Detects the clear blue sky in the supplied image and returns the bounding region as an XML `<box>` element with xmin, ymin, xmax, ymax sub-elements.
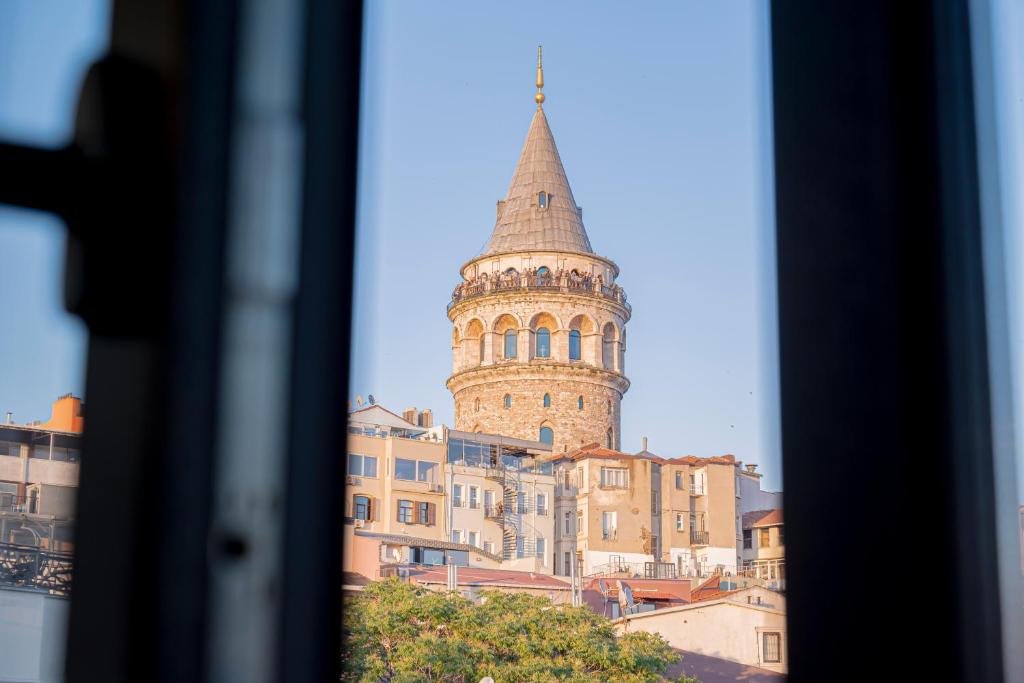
<box><xmin>5</xmin><ymin>1</ymin><xmax>1024</xmax><ymax>499</ymax></box>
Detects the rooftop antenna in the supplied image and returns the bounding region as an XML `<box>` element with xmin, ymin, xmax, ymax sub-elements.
<box><xmin>535</xmin><ymin>45</ymin><xmax>545</xmax><ymax>110</ymax></box>
<box><xmin>355</xmin><ymin>395</ymin><xmax>363</xmax><ymax>407</ymax></box>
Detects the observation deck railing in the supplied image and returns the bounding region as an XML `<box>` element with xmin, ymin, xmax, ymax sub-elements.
<box><xmin>449</xmin><ymin>274</ymin><xmax>630</xmax><ymax>313</ymax></box>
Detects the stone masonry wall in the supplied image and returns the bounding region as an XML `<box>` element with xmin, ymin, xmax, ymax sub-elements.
<box><xmin>454</xmin><ymin>377</ymin><xmax>621</xmax><ymax>454</ymax></box>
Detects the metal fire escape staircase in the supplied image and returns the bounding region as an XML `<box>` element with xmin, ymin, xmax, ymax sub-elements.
<box><xmin>486</xmin><ymin>466</ymin><xmax>535</xmax><ymax>560</ymax></box>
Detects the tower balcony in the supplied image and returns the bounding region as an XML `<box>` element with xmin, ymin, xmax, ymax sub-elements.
<box><xmin>448</xmin><ymin>272</ymin><xmax>630</xmax><ymax>315</ymax></box>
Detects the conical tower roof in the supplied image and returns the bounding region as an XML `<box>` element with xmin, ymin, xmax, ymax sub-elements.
<box><xmin>483</xmin><ymin>52</ymin><xmax>593</xmax><ymax>256</ymax></box>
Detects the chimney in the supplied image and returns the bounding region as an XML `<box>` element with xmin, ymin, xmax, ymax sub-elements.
<box><xmin>419</xmin><ymin>409</ymin><xmax>433</xmax><ymax>428</ymax></box>
<box><xmin>402</xmin><ymin>408</ymin><xmax>417</xmax><ymax>424</ymax></box>
<box><xmin>745</xmin><ymin>464</ymin><xmax>758</xmax><ymax>474</ymax></box>
<box><xmin>4</xmin><ymin>412</ymin><xmax>11</xmax><ymax>425</ymax></box>
<box><xmin>642</xmin><ymin>436</ymin><xmax>648</xmax><ymax>452</ymax></box>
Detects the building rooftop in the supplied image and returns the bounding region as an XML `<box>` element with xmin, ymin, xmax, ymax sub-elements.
<box><xmin>481</xmin><ymin>52</ymin><xmax>594</xmax><ymax>257</ymax></box>
<box><xmin>742</xmin><ymin>509</ymin><xmax>784</xmax><ymax>529</ymax></box>
<box><xmin>548</xmin><ymin>442</ymin><xmax>738</xmax><ymax>467</ymax></box>
<box><xmin>408</xmin><ymin>565</ymin><xmax>571</xmax><ymax>591</ymax></box>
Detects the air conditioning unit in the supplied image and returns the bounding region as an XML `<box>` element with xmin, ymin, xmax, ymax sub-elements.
<box><xmin>354</xmin><ymin>519</ymin><xmax>366</xmax><ymax>528</ymax></box>
<box><xmin>346</xmin><ymin>475</ymin><xmax>361</xmax><ymax>486</ymax></box>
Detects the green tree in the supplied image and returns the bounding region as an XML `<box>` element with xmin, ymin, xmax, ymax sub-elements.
<box><xmin>342</xmin><ymin>578</ymin><xmax>697</xmax><ymax>683</ymax></box>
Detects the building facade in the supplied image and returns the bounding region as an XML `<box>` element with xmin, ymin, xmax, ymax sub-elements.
<box><xmin>551</xmin><ymin>444</ymin><xmax>741</xmax><ymax>578</ymax></box>
<box><xmin>446</xmin><ymin>49</ymin><xmax>630</xmax><ymax>455</ymax></box>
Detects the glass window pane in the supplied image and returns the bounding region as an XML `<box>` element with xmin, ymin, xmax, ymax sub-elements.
<box><xmin>394</xmin><ymin>458</ymin><xmax>416</xmax><ymax>480</ymax></box>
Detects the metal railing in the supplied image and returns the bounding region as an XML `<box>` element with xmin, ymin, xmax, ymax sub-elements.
<box><xmin>0</xmin><ymin>542</ymin><xmax>73</xmax><ymax>595</ymax></box>
<box><xmin>689</xmin><ymin>484</ymin><xmax>706</xmax><ymax>495</ymax></box>
<box><xmin>690</xmin><ymin>530</ymin><xmax>710</xmax><ymax>546</ymax></box>
<box><xmin>449</xmin><ymin>276</ymin><xmax>630</xmax><ymax>313</ymax></box>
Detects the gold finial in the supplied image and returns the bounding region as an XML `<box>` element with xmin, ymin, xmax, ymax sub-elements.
<box><xmin>535</xmin><ymin>45</ymin><xmax>545</xmax><ymax>109</ymax></box>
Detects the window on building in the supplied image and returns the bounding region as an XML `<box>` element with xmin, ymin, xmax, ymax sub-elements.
<box><xmin>576</xmin><ymin>509</ymin><xmax>583</xmax><ymax>535</ymax></box>
<box><xmin>564</xmin><ymin>511</ymin><xmax>572</xmax><ymax>534</ymax></box>
<box><xmin>543</xmin><ymin>393</ymin><xmax>551</xmax><ymax>407</ymax></box>
<box><xmin>394</xmin><ymin>458</ymin><xmax>416</xmax><ymax>480</ymax></box>
<box><xmin>484</xmin><ymin>489</ymin><xmax>494</xmax><ymax>510</ymax></box>
<box><xmin>675</xmin><ymin>471</ymin><xmax>683</xmax><ymax>489</ymax></box>
<box><xmin>760</xmin><ymin>528</ymin><xmax>770</xmax><ymax>547</ymax></box>
<box><xmin>504</xmin><ymin>329</ymin><xmax>517</xmax><ymax>358</ymax></box>
<box><xmin>468</xmin><ymin>531</ymin><xmax>478</xmax><ymax>547</ymax></box>
<box><xmin>474</xmin><ymin>397</ymin><xmax>480</xmax><ymax>412</ymax></box>
<box><xmin>479</xmin><ymin>336</ymin><xmax>485</xmax><ymax>364</ymax></box>
<box><xmin>602</xmin><ymin>511</ymin><xmax>617</xmax><ymax>540</ymax></box>
<box><xmin>606</xmin><ymin>428</ymin><xmax>613</xmax><ymax>449</ymax></box>
<box><xmin>539</xmin><ymin>426</ymin><xmax>553</xmax><ymax>445</ymax></box>
<box><xmin>652</xmin><ymin>490</ymin><xmax>660</xmax><ymax>510</ymax></box>
<box><xmin>354</xmin><ymin>495</ymin><xmax>372</xmax><ymax>521</ymax></box>
<box><xmin>504</xmin><ymin>394</ymin><xmax>512</xmax><ymax>409</ymax></box>
<box><xmin>676</xmin><ymin>512</ymin><xmax>684</xmax><ymax>531</ymax></box>
<box><xmin>606</xmin><ymin>399</ymin><xmax>611</xmax><ymax>414</ymax></box>
<box><xmin>538</xmin><ymin>191</ymin><xmax>548</xmax><ymax>209</ymax></box>
<box><xmin>577</xmin><ymin>395</ymin><xmax>584</xmax><ymax>410</ymax></box>
<box><xmin>564</xmin><ymin>551</ymin><xmax>572</xmax><ymax>575</ymax></box>
<box><xmin>536</xmin><ymin>492</ymin><xmax>546</xmax><ymax>514</ymax></box>
<box><xmin>536</xmin><ymin>264</ymin><xmax>552</xmax><ymax>286</ymax></box>
<box><xmin>569</xmin><ymin>329</ymin><xmax>581</xmax><ymax>360</ymax></box>
<box><xmin>743</xmin><ymin>529</ymin><xmax>752</xmax><ymax>549</ymax></box>
<box><xmin>536</xmin><ymin>327</ymin><xmax>551</xmax><ymax>357</ymax></box>
<box><xmin>763</xmin><ymin>632</ymin><xmax>782</xmax><ymax>664</ymax></box>
<box><xmin>452</xmin><ymin>529</ymin><xmax>462</xmax><ymax>544</ymax></box>
<box><xmin>417</xmin><ymin>461</ymin><xmax>437</xmax><ymax>483</ymax></box>
<box><xmin>348</xmin><ymin>453</ymin><xmax>378</xmax><ymax>477</ymax></box>
<box><xmin>517</xmin><ymin>490</ymin><xmax>527</xmax><ymax>513</ymax></box>
<box><xmin>418</xmin><ymin>501</ymin><xmax>432</xmax><ymax>525</ymax></box>
<box><xmin>398</xmin><ymin>500</ymin><xmax>413</xmax><ymax>524</ymax></box>
<box><xmin>484</xmin><ymin>541</ymin><xmax>494</xmax><ymax>555</ymax></box>
<box><xmin>516</xmin><ymin>536</ymin><xmax>525</xmax><ymax>558</ymax></box>
<box><xmin>536</xmin><ymin>537</ymin><xmax>545</xmax><ymax>560</ymax></box>
<box><xmin>453</xmin><ymin>484</ymin><xmax>463</xmax><ymax>507</ymax></box>
<box><xmin>469</xmin><ymin>486</ymin><xmax>479</xmax><ymax>509</ymax></box>
<box><xmin>600</xmin><ymin>467</ymin><xmax>628</xmax><ymax>488</ymax></box>
<box><xmin>779</xmin><ymin>526</ymin><xmax>785</xmax><ymax>546</ymax></box>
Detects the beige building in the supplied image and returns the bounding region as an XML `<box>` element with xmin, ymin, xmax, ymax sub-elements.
<box><xmin>741</xmin><ymin>509</ymin><xmax>785</xmax><ymax>590</ymax></box>
<box><xmin>616</xmin><ymin>588</ymin><xmax>788</xmax><ymax>674</ymax></box>
<box><xmin>446</xmin><ymin>49</ymin><xmax>630</xmax><ymax>455</ymax></box>
<box><xmin>343</xmin><ymin>405</ymin><xmax>556</xmax><ymax>578</ymax></box>
<box><xmin>551</xmin><ymin>444</ymin><xmax>741</xmax><ymax>578</ymax></box>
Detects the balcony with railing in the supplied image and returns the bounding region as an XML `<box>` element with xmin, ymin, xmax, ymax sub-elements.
<box><xmin>690</xmin><ymin>530</ymin><xmax>710</xmax><ymax>546</ymax></box>
<box><xmin>449</xmin><ymin>272</ymin><xmax>630</xmax><ymax>313</ymax></box>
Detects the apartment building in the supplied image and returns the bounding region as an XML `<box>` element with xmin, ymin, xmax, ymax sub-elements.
<box><xmin>550</xmin><ymin>443</ymin><xmax>740</xmax><ymax>578</ymax></box>
<box><xmin>0</xmin><ymin>395</ymin><xmax>82</xmax><ymax>552</ymax></box>
<box><xmin>343</xmin><ymin>405</ymin><xmax>556</xmax><ymax>579</ymax></box>
<box><xmin>742</xmin><ymin>508</ymin><xmax>785</xmax><ymax>589</ymax></box>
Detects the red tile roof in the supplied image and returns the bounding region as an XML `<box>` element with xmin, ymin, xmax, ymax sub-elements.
<box><xmin>742</xmin><ymin>509</ymin><xmax>784</xmax><ymax>529</ymax></box>
<box><xmin>547</xmin><ymin>442</ymin><xmax>738</xmax><ymax>467</ymax></box>
<box><xmin>407</xmin><ymin>566</ymin><xmax>571</xmax><ymax>590</ymax></box>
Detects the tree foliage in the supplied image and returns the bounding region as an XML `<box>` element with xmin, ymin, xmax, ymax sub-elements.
<box><xmin>342</xmin><ymin>578</ymin><xmax>697</xmax><ymax>683</ymax></box>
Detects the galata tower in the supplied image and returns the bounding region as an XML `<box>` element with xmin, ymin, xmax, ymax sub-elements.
<box><xmin>447</xmin><ymin>48</ymin><xmax>630</xmax><ymax>454</ymax></box>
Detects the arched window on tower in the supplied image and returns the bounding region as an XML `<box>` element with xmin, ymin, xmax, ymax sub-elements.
<box><xmin>536</xmin><ymin>327</ymin><xmax>551</xmax><ymax>358</ymax></box>
<box><xmin>474</xmin><ymin>398</ymin><xmax>480</xmax><ymax>413</ymax></box>
<box><xmin>578</xmin><ymin>396</ymin><xmax>584</xmax><ymax>410</ymax></box>
<box><xmin>504</xmin><ymin>329</ymin><xmax>517</xmax><ymax>359</ymax></box>
<box><xmin>536</xmin><ymin>266</ymin><xmax>551</xmax><ymax>287</ymax></box>
<box><xmin>538</xmin><ymin>191</ymin><xmax>548</xmax><ymax>209</ymax></box>
<box><xmin>479</xmin><ymin>335</ymin><xmax>485</xmax><ymax>365</ymax></box>
<box><xmin>539</xmin><ymin>426</ymin><xmax>554</xmax><ymax>445</ymax></box>
<box><xmin>543</xmin><ymin>393</ymin><xmax>551</xmax><ymax>408</ymax></box>
<box><xmin>503</xmin><ymin>394</ymin><xmax>512</xmax><ymax>409</ymax></box>
<box><xmin>569</xmin><ymin>330</ymin><xmax>581</xmax><ymax>361</ymax></box>
<box><xmin>606</xmin><ymin>428</ymin><xmax>614</xmax><ymax>449</ymax></box>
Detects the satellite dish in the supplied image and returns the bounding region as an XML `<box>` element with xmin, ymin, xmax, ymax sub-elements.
<box><xmin>368</xmin><ymin>394</ymin><xmax>376</xmax><ymax>405</ymax></box>
<box><xmin>355</xmin><ymin>395</ymin><xmax>363</xmax><ymax>406</ymax></box>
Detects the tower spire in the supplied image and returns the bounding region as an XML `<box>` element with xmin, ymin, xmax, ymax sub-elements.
<box><xmin>535</xmin><ymin>45</ymin><xmax>545</xmax><ymax>109</ymax></box>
